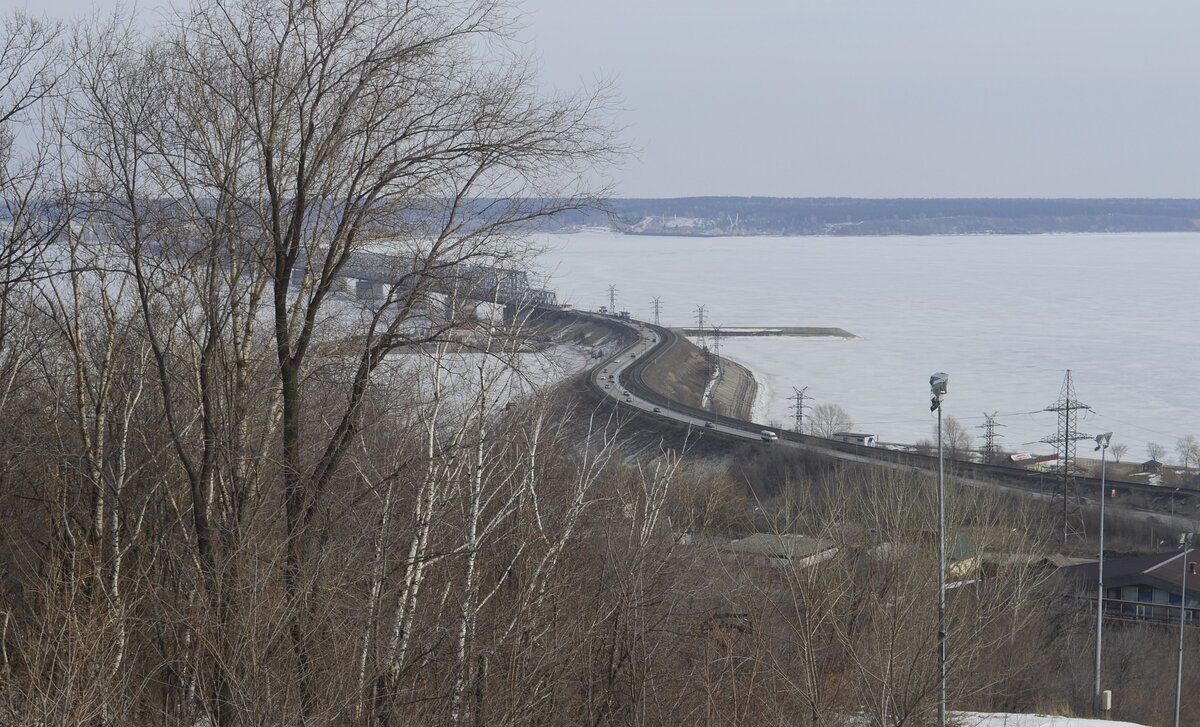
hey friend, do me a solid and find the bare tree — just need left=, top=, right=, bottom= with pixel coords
left=937, top=415, right=973, bottom=460
left=1176, top=435, right=1199, bottom=471
left=1147, top=442, right=1166, bottom=462
left=1111, top=442, right=1128, bottom=463
left=46, top=0, right=619, bottom=722
left=0, top=12, right=67, bottom=289
left=0, top=12, right=67, bottom=424
left=810, top=403, right=853, bottom=438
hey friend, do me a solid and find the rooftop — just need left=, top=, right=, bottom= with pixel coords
left=1067, top=548, right=1200, bottom=600
left=725, top=533, right=836, bottom=562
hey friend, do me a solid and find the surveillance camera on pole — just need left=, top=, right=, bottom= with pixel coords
left=929, top=371, right=949, bottom=727
left=1093, top=430, right=1112, bottom=717
left=930, top=373, right=948, bottom=411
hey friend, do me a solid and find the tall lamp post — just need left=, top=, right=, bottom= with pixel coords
left=1093, top=431, right=1112, bottom=717
left=930, top=372, right=949, bottom=727
left=1175, top=532, right=1194, bottom=727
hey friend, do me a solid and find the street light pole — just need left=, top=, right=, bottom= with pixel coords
left=1093, top=432, right=1111, bottom=717
left=930, top=373, right=949, bottom=727
left=1175, top=533, right=1193, bottom=727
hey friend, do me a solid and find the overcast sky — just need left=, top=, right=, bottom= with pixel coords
left=11, top=0, right=1200, bottom=198
left=523, top=1, right=1200, bottom=198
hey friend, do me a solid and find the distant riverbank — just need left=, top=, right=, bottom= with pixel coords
left=542, top=197, right=1200, bottom=237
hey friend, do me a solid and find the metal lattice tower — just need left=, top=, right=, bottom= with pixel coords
left=607, top=285, right=617, bottom=314
left=977, top=412, right=1005, bottom=463
left=1041, top=370, right=1092, bottom=544
left=789, top=387, right=810, bottom=433
left=694, top=305, right=707, bottom=349
left=651, top=296, right=662, bottom=325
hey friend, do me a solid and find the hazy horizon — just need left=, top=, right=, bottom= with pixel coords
left=527, top=1, right=1200, bottom=199
left=7, top=0, right=1197, bottom=200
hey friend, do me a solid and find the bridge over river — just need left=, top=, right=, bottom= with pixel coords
left=300, top=249, right=563, bottom=317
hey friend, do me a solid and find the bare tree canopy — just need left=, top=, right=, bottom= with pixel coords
left=937, top=415, right=973, bottom=460
left=0, top=12, right=66, bottom=289
left=1, top=0, right=622, bottom=723
left=1147, top=441, right=1166, bottom=462
left=810, top=402, right=853, bottom=438
left=1111, top=442, right=1128, bottom=463
left=1176, top=435, right=1199, bottom=471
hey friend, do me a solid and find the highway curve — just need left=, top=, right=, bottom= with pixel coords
left=573, top=310, right=1200, bottom=524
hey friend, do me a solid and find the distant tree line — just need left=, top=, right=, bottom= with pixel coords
left=542, top=197, right=1200, bottom=236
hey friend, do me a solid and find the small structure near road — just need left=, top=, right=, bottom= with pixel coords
left=1065, top=548, right=1200, bottom=623
left=724, top=533, right=838, bottom=569
left=833, top=432, right=877, bottom=447
left=674, top=532, right=838, bottom=570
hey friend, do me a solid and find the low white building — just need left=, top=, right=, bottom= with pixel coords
left=833, top=431, right=877, bottom=447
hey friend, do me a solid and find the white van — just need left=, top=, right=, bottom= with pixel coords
left=760, top=430, right=778, bottom=442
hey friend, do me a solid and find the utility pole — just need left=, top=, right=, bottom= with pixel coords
left=1041, top=369, right=1092, bottom=544
left=1093, top=432, right=1112, bottom=719
left=607, top=285, right=617, bottom=315
left=929, top=373, right=949, bottom=727
left=789, top=387, right=810, bottom=433
left=651, top=296, right=662, bottom=325
left=977, top=412, right=1005, bottom=463
left=1174, top=533, right=1194, bottom=727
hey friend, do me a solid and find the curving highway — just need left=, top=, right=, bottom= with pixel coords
left=577, top=312, right=1200, bottom=517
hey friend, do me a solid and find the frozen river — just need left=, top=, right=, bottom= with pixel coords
left=537, top=230, right=1200, bottom=462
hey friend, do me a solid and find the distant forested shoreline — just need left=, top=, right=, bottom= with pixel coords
left=539, top=197, right=1200, bottom=236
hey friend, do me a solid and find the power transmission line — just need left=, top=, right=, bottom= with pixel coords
left=1041, top=369, right=1092, bottom=544
left=651, top=296, right=662, bottom=325
left=607, top=285, right=617, bottom=315
left=977, top=412, right=1005, bottom=463
left=789, top=386, right=810, bottom=433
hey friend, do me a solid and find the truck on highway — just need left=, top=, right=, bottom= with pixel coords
left=832, top=432, right=877, bottom=447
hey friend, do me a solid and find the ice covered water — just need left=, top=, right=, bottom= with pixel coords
left=537, top=231, right=1200, bottom=461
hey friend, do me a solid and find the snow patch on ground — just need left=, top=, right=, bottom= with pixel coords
left=700, top=366, right=719, bottom=409
left=952, top=712, right=1149, bottom=727
left=381, top=343, right=591, bottom=416
left=683, top=335, right=724, bottom=412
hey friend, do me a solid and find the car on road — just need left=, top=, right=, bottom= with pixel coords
left=653, top=407, right=661, bottom=413
left=760, top=430, right=778, bottom=442
left=603, top=384, right=610, bottom=389
left=704, top=421, right=715, bottom=429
